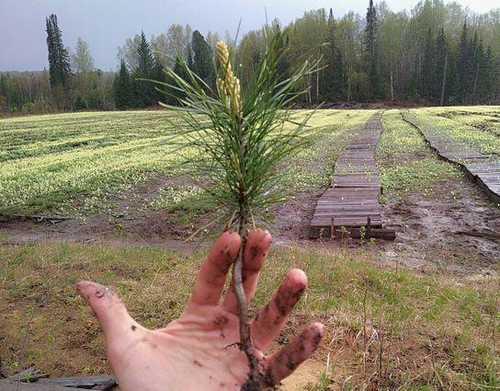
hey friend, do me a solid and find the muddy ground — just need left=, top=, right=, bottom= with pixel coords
left=1, top=171, right=499, bottom=277
left=381, top=179, right=500, bottom=275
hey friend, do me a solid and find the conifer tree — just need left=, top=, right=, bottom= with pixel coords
left=191, top=30, right=215, bottom=88
left=323, top=9, right=345, bottom=101
left=270, top=21, right=290, bottom=84
left=45, top=14, right=71, bottom=89
left=471, top=32, right=482, bottom=103
left=158, top=34, right=320, bottom=388
left=136, top=32, right=155, bottom=77
left=152, top=55, right=166, bottom=103
left=113, top=59, right=132, bottom=109
left=364, top=0, right=382, bottom=100
left=480, top=46, right=496, bottom=103
left=0, top=74, right=8, bottom=113
left=166, top=56, right=191, bottom=105
left=435, top=28, right=449, bottom=105
left=131, top=31, right=157, bottom=107
left=422, top=27, right=434, bottom=101
left=457, top=20, right=471, bottom=104
left=187, top=44, right=194, bottom=69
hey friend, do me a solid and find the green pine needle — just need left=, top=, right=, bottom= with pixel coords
left=155, top=28, right=319, bottom=232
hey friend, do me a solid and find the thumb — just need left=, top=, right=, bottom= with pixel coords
left=76, top=280, right=141, bottom=342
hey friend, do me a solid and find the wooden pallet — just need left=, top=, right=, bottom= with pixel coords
left=310, top=113, right=395, bottom=240
left=402, top=112, right=500, bottom=205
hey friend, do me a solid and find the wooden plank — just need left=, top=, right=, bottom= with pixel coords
left=1, top=371, right=116, bottom=390
left=467, top=163, right=500, bottom=170
left=317, top=196, right=379, bottom=200
left=313, top=213, right=381, bottom=219
left=333, top=184, right=380, bottom=189
left=37, top=376, right=116, bottom=389
left=314, top=206, right=381, bottom=211
left=478, top=174, right=500, bottom=182
left=322, top=199, right=379, bottom=203
left=0, top=381, right=69, bottom=391
left=402, top=112, right=500, bottom=203
left=317, top=199, right=378, bottom=202
left=321, top=188, right=379, bottom=195
left=311, top=219, right=382, bottom=228
left=315, top=204, right=380, bottom=209
left=314, top=205, right=381, bottom=210
left=333, top=183, right=380, bottom=187
left=310, top=112, right=393, bottom=238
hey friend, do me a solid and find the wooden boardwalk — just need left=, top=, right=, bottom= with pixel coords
left=402, top=112, right=500, bottom=205
left=310, top=113, right=395, bottom=240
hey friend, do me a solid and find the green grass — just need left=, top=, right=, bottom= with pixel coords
left=0, top=242, right=497, bottom=389
left=1, top=107, right=499, bottom=389
left=0, top=109, right=374, bottom=217
left=305, top=372, right=332, bottom=390
left=433, top=108, right=500, bottom=137
left=0, top=111, right=188, bottom=215
left=378, top=110, right=463, bottom=199
left=413, top=107, right=500, bottom=156
left=279, top=110, right=375, bottom=192
left=150, top=184, right=205, bottom=211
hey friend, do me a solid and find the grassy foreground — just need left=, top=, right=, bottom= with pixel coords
left=0, top=242, right=497, bottom=389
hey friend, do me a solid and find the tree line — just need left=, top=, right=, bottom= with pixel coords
left=242, top=0, right=499, bottom=105
left=0, top=14, right=114, bottom=114
left=0, top=0, right=499, bottom=114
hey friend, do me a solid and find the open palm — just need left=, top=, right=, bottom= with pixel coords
left=77, top=230, right=324, bottom=390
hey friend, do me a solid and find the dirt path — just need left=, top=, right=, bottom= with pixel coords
left=2, top=171, right=498, bottom=278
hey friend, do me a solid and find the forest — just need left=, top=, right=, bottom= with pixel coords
left=2, top=1, right=500, bottom=389
left=0, top=0, right=499, bottom=115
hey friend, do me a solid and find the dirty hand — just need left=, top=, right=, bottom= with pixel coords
left=77, top=230, right=324, bottom=390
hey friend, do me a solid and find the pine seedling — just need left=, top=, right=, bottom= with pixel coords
left=157, top=29, right=318, bottom=389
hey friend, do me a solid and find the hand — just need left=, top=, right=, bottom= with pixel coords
left=77, top=230, right=324, bottom=390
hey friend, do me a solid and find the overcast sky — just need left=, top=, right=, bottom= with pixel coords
left=0, top=0, right=497, bottom=72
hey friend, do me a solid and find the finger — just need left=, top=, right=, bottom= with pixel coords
left=76, top=281, right=142, bottom=342
left=222, top=229, right=272, bottom=313
left=251, top=269, right=307, bottom=350
left=189, top=231, right=241, bottom=306
left=264, top=322, right=324, bottom=386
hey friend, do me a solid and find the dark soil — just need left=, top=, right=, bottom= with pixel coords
left=0, top=174, right=209, bottom=255
left=1, top=172, right=499, bottom=276
left=0, top=176, right=322, bottom=254
left=380, top=179, right=500, bottom=276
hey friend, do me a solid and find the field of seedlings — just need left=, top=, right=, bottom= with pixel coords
left=416, top=107, right=500, bottom=155
left=0, top=110, right=372, bottom=216
left=1, top=107, right=499, bottom=389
